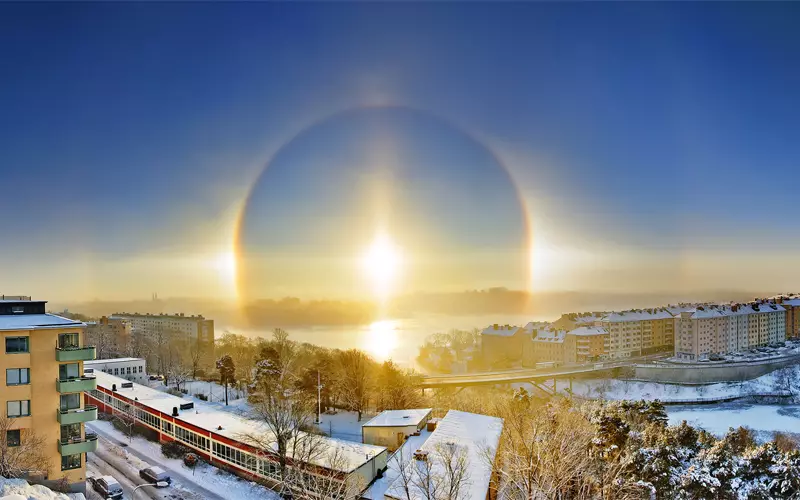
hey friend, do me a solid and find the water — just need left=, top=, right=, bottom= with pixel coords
left=666, top=402, right=800, bottom=439
left=222, top=314, right=536, bottom=366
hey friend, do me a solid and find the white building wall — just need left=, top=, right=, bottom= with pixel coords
left=85, top=358, right=148, bottom=383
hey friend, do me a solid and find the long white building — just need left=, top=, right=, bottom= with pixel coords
left=675, top=302, right=786, bottom=360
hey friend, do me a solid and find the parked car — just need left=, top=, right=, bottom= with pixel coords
left=139, top=466, right=171, bottom=486
left=89, top=475, right=123, bottom=499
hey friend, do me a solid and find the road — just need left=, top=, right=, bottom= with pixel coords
left=87, top=423, right=222, bottom=500
left=87, top=451, right=158, bottom=500
left=421, top=353, right=670, bottom=388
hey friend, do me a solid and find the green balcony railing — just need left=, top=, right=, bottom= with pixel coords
left=57, top=433, right=98, bottom=455
left=55, top=376, right=97, bottom=393
left=56, top=405, right=98, bottom=425
left=55, top=345, right=96, bottom=362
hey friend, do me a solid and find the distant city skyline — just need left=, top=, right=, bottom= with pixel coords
left=2, top=3, right=800, bottom=302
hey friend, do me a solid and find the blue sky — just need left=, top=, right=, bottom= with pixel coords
left=1, top=3, right=799, bottom=300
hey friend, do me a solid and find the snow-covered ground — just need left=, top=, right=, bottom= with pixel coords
left=152, top=380, right=251, bottom=413
left=0, top=478, right=84, bottom=500
left=667, top=403, right=800, bottom=441
left=547, top=364, right=800, bottom=402
left=316, top=409, right=376, bottom=442
left=362, top=430, right=432, bottom=499
left=87, top=420, right=279, bottom=500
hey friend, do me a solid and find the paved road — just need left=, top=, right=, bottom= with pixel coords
left=87, top=450, right=158, bottom=500
left=87, top=422, right=225, bottom=500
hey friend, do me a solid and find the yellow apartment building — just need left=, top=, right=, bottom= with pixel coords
left=0, top=296, right=96, bottom=494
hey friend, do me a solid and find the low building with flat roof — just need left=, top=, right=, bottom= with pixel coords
left=84, top=357, right=147, bottom=384
left=362, top=408, right=433, bottom=451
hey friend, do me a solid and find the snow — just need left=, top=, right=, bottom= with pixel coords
left=560, top=364, right=800, bottom=402
left=153, top=379, right=250, bottom=411
left=384, top=410, right=503, bottom=500
left=0, top=314, right=83, bottom=331
left=569, top=326, right=608, bottom=337
left=481, top=325, right=522, bottom=337
left=85, top=358, right=142, bottom=365
left=363, top=409, right=432, bottom=428
left=318, top=410, right=376, bottom=442
left=89, top=420, right=278, bottom=500
left=362, top=430, right=434, bottom=499
left=0, top=478, right=84, bottom=500
left=94, top=371, right=387, bottom=473
left=667, top=403, right=800, bottom=439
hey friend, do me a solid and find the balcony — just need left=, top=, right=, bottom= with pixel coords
left=57, top=405, right=98, bottom=425
left=57, top=433, right=98, bottom=455
left=55, top=346, right=96, bottom=362
left=56, top=376, right=97, bottom=393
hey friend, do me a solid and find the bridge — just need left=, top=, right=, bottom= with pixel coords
left=420, top=353, right=669, bottom=389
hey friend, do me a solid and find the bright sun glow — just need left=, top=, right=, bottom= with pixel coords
left=365, top=319, right=398, bottom=361
left=362, top=232, right=403, bottom=300
left=214, top=251, right=237, bottom=291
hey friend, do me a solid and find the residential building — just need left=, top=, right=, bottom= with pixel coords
left=0, top=297, right=96, bottom=493
left=772, top=295, right=800, bottom=339
left=523, top=329, right=566, bottom=366
left=564, top=326, right=610, bottom=363
left=600, top=309, right=676, bottom=358
left=480, top=324, right=526, bottom=366
left=383, top=410, right=503, bottom=500
left=85, top=316, right=132, bottom=359
left=86, top=371, right=387, bottom=497
left=109, top=312, right=214, bottom=366
left=674, top=302, right=786, bottom=360
left=362, top=409, right=433, bottom=451
left=84, top=358, right=147, bottom=384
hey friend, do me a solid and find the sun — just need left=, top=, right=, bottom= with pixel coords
left=361, top=232, right=403, bottom=300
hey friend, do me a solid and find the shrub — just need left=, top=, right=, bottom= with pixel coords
left=166, top=388, right=183, bottom=397
left=184, top=452, right=198, bottom=468
left=194, top=393, right=208, bottom=401
left=161, top=440, right=191, bottom=459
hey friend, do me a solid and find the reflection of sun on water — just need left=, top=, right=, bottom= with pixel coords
left=365, top=320, right=398, bottom=361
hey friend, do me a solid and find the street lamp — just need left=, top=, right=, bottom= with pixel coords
left=133, top=481, right=169, bottom=498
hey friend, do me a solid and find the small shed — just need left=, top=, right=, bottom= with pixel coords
left=361, top=408, right=433, bottom=451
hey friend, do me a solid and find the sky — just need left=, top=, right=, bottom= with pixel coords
left=1, top=2, right=800, bottom=303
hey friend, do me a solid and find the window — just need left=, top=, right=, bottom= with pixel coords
left=138, top=366, right=143, bottom=373
left=57, top=333, right=80, bottom=349
left=61, top=454, right=81, bottom=471
left=126, top=367, right=131, bottom=375
left=60, top=394, right=80, bottom=411
left=59, top=364, right=79, bottom=380
left=6, top=368, right=30, bottom=386
left=6, top=430, right=20, bottom=447
left=5, top=337, right=29, bottom=354
left=7, top=400, right=30, bottom=418
left=60, top=423, right=81, bottom=441
left=114, top=368, right=119, bottom=375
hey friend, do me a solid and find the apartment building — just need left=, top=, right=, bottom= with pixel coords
left=600, top=309, right=676, bottom=358
left=564, top=326, right=610, bottom=363
left=85, top=316, right=132, bottom=359
left=109, top=312, right=214, bottom=364
left=481, top=324, right=526, bottom=365
left=523, top=329, right=566, bottom=366
left=674, top=302, right=786, bottom=360
left=0, top=297, right=96, bottom=493
left=772, top=295, right=800, bottom=339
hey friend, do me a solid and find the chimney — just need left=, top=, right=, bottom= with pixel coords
left=172, top=407, right=179, bottom=417
left=112, top=384, right=117, bottom=392
left=493, top=324, right=498, bottom=330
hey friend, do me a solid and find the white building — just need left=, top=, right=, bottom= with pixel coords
left=362, top=409, right=433, bottom=451
left=383, top=410, right=503, bottom=500
left=84, top=357, right=147, bottom=384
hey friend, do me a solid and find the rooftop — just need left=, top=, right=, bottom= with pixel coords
left=0, top=313, right=84, bottom=331
left=384, top=410, right=503, bottom=500
left=363, top=409, right=433, bottom=428
left=111, top=312, right=207, bottom=320
left=568, top=326, right=609, bottom=337
left=532, top=329, right=566, bottom=343
left=92, top=371, right=386, bottom=474
left=481, top=324, right=522, bottom=337
left=85, top=357, right=144, bottom=365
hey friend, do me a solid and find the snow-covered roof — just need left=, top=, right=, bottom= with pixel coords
left=93, top=371, right=386, bottom=474
left=532, top=329, right=566, bottom=343
left=568, top=326, right=609, bottom=337
left=384, top=410, right=503, bottom=500
left=602, top=309, right=675, bottom=322
left=574, top=315, right=604, bottom=325
left=523, top=321, right=550, bottom=332
left=85, top=357, right=144, bottom=365
left=683, top=303, right=785, bottom=319
left=481, top=325, right=522, bottom=337
left=0, top=314, right=84, bottom=331
left=363, top=409, right=432, bottom=428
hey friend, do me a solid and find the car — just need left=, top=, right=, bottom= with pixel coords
left=139, top=466, right=171, bottom=486
left=89, top=475, right=123, bottom=499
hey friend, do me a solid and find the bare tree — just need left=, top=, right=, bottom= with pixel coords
left=0, top=416, right=51, bottom=478
left=112, top=403, right=137, bottom=443
left=336, top=349, right=374, bottom=421
left=435, top=442, right=471, bottom=500
left=187, top=340, right=204, bottom=380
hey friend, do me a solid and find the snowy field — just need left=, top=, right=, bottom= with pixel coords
left=0, top=478, right=85, bottom=500
left=667, top=403, right=800, bottom=441
left=544, top=364, right=800, bottom=403
left=151, top=379, right=251, bottom=414
left=87, top=420, right=279, bottom=500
